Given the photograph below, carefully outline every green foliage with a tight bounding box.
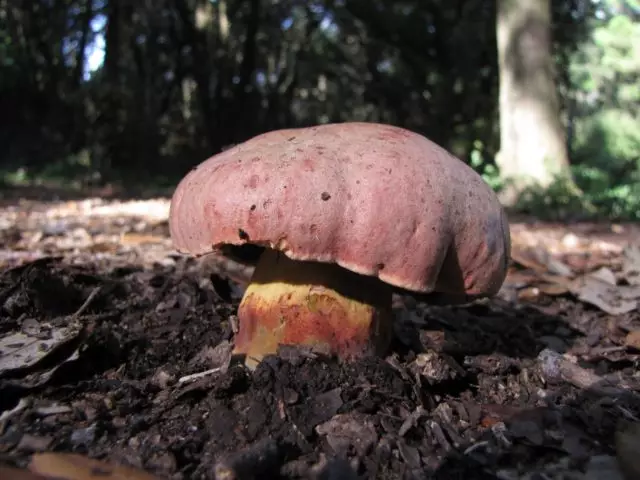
[469,141,505,192]
[524,0,640,221]
[513,165,640,221]
[513,173,590,221]
[573,109,640,176]
[0,147,180,194]
[573,164,640,220]
[571,5,639,125]
[1,150,97,189]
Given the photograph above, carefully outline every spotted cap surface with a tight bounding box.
[169,122,510,296]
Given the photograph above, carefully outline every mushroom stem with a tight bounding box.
[234,248,393,367]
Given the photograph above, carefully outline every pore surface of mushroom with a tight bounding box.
[169,122,510,365]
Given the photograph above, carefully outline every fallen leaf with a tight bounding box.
[0,323,83,377]
[510,249,548,274]
[315,412,378,456]
[570,274,639,315]
[590,266,618,285]
[517,286,543,301]
[120,233,167,246]
[510,245,574,277]
[28,452,161,480]
[503,269,540,288]
[515,281,570,300]
[397,440,421,469]
[537,281,570,295]
[622,244,640,286]
[87,242,119,254]
[623,331,640,351]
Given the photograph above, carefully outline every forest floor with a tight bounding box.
[1,186,640,479]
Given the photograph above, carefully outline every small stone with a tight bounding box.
[17,434,52,452]
[151,369,174,389]
[70,423,97,446]
[539,335,567,353]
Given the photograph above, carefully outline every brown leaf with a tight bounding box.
[622,244,640,286]
[120,233,167,246]
[624,331,640,351]
[510,245,574,277]
[570,273,639,315]
[28,453,161,480]
[510,248,549,274]
[516,280,571,301]
[537,281,570,295]
[0,323,83,377]
[315,412,378,456]
[590,266,618,285]
[87,242,119,254]
[517,286,543,301]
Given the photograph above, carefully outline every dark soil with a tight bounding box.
[1,252,639,480]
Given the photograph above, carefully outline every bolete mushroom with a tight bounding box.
[169,122,510,366]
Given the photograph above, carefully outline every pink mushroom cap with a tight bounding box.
[169,122,510,298]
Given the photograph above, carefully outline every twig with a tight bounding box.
[616,404,640,422]
[0,398,30,435]
[538,348,638,399]
[177,367,221,384]
[463,440,489,455]
[71,287,101,320]
[586,345,628,357]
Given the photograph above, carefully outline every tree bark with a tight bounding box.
[496,0,571,205]
[74,0,93,87]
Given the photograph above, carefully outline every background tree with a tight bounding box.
[4,0,639,219]
[495,0,572,204]
[568,0,640,215]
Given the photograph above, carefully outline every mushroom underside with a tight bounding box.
[233,248,394,367]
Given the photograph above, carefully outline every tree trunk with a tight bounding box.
[495,0,571,205]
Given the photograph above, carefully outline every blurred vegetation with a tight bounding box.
[0,0,638,220]
[516,0,640,220]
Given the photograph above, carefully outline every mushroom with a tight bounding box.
[169,122,510,366]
